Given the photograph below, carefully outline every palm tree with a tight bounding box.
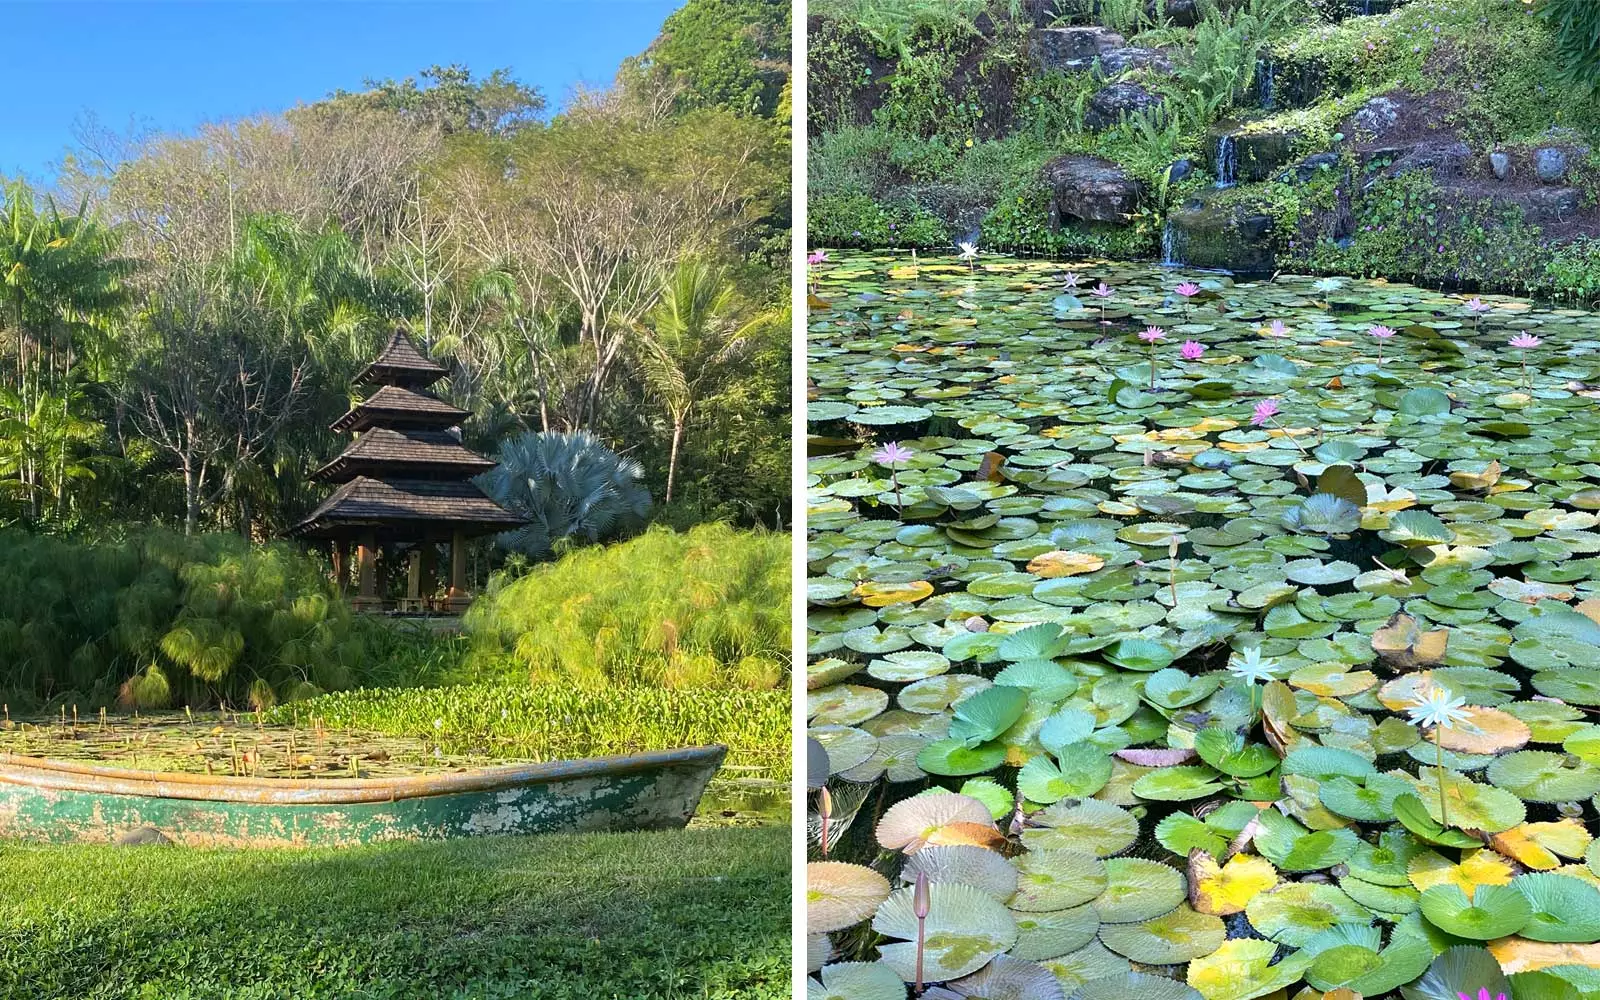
[473,430,651,560]
[0,182,130,519]
[635,257,777,503]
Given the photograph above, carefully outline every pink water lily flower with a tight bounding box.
[1140,326,1167,343]
[1091,282,1114,326]
[1175,282,1200,297]
[1062,271,1081,288]
[1181,340,1205,360]
[806,250,827,266]
[1369,324,1396,364]
[1251,398,1281,426]
[1465,297,1491,314]
[1510,332,1542,389]
[1458,990,1506,1000]
[1267,319,1290,338]
[873,442,912,512]
[872,442,913,466]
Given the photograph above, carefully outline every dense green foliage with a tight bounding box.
[624,0,791,117]
[1534,0,1600,91]
[464,523,790,689]
[808,0,1600,295]
[6,0,789,538]
[0,527,384,710]
[0,826,789,999]
[274,681,790,770]
[474,430,652,560]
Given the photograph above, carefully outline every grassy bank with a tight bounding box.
[272,682,791,773]
[0,826,789,1000]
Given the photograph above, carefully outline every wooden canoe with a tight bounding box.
[0,744,726,847]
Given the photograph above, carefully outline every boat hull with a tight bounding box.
[0,745,726,847]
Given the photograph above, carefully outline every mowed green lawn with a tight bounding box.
[0,826,790,1000]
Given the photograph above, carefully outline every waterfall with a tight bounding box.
[1257,58,1275,111]
[1161,219,1186,268]
[1214,134,1237,189]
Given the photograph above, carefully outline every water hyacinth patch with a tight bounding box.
[806,251,1600,998]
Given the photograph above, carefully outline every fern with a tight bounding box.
[1537,0,1600,90]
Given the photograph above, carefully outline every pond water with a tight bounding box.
[804,252,1600,996]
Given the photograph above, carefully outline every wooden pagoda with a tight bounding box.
[292,329,523,613]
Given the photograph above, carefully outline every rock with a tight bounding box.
[1386,141,1471,179]
[1164,198,1276,274]
[116,827,174,847]
[1502,186,1580,223]
[1084,83,1162,131]
[1043,155,1145,225]
[1168,158,1194,182]
[1489,151,1511,180]
[1535,146,1569,183]
[1210,124,1303,183]
[1161,0,1201,26]
[1278,152,1340,183]
[1095,47,1173,77]
[1353,96,1400,134]
[1032,26,1124,72]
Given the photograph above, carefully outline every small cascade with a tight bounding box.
[1160,218,1186,267]
[1214,134,1238,189]
[1257,58,1275,111]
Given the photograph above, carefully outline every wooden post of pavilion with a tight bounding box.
[290,328,526,616]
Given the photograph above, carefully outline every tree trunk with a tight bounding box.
[184,463,202,535]
[666,418,684,504]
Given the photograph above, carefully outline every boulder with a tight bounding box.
[1164,197,1277,274]
[1096,47,1173,77]
[1210,123,1303,183]
[1353,96,1400,134]
[1535,146,1569,183]
[1084,83,1162,130]
[1032,26,1125,72]
[1489,150,1511,180]
[1278,152,1341,183]
[1500,186,1580,223]
[1043,155,1145,225]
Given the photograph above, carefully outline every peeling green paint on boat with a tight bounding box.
[0,745,726,847]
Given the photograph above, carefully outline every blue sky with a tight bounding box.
[1,1,682,182]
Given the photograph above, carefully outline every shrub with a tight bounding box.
[474,430,652,561]
[463,523,789,689]
[0,527,372,710]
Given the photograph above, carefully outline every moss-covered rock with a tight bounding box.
[1165,196,1277,273]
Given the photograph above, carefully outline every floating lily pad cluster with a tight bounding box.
[804,252,1600,1000]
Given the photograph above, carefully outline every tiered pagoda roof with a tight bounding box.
[292,329,522,541]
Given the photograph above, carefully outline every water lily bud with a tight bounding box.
[817,785,832,820]
[913,871,930,920]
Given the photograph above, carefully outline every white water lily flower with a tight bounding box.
[1406,687,1469,730]
[957,241,979,261]
[1228,646,1275,685]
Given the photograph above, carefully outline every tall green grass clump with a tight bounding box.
[273,682,790,770]
[0,527,371,710]
[463,523,789,689]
